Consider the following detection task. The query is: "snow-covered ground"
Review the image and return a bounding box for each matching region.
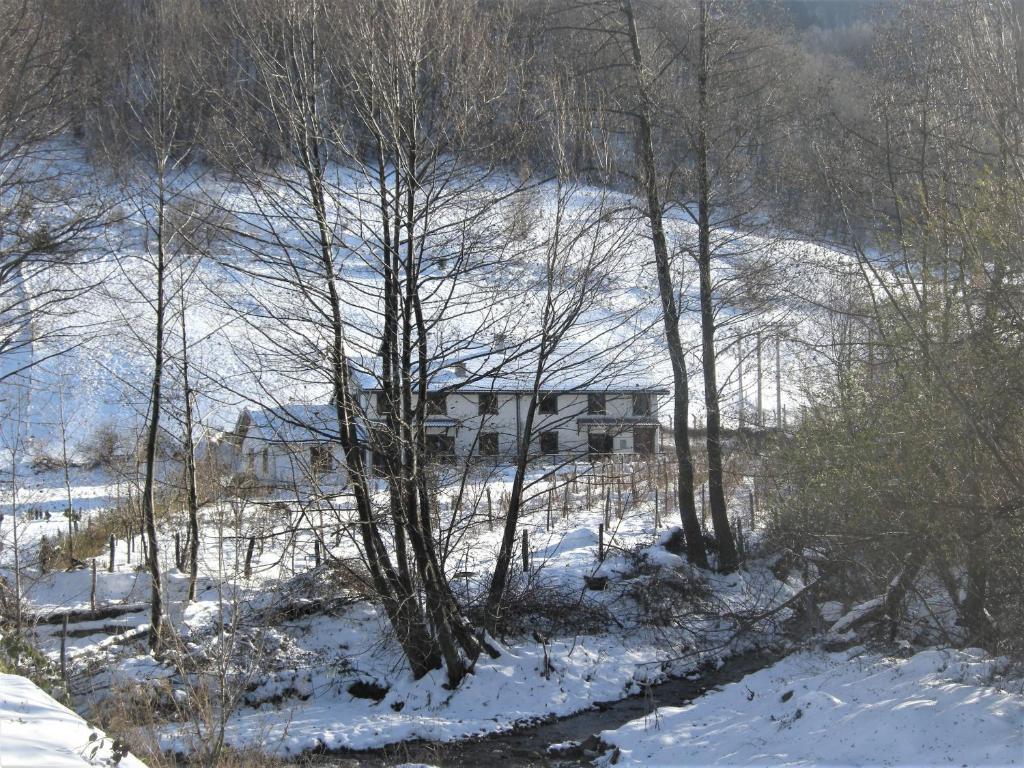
[598,646,1024,767]
[0,461,796,758]
[7,463,1021,764]
[0,672,148,767]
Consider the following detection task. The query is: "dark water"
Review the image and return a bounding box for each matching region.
[292,649,780,767]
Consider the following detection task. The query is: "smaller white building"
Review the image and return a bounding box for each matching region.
[233,404,350,488]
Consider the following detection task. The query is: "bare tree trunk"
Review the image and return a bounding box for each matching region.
[485,394,539,635]
[622,0,707,568]
[694,0,738,572]
[58,384,74,561]
[180,305,200,601]
[142,180,167,650]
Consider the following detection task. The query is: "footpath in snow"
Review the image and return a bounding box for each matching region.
[598,646,1024,767]
[0,673,148,768]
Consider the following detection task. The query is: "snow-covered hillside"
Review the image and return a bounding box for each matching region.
[5,156,851,462]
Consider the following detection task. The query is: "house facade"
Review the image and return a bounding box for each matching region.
[361,385,667,462]
[232,372,667,486]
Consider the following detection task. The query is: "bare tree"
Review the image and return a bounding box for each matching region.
[208,0,537,685]
[483,80,651,631]
[102,0,210,650]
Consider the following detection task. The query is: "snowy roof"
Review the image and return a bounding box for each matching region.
[353,354,669,395]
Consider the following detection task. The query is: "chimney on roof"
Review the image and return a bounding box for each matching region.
[453,361,468,378]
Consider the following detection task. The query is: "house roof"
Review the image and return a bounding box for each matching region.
[348,340,669,396]
[363,385,670,396]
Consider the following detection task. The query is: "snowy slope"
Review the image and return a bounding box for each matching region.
[0,672,148,767]
[5,157,852,461]
[597,646,1024,767]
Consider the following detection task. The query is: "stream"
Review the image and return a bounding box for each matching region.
[293,648,781,767]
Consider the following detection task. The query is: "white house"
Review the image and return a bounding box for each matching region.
[361,377,667,463]
[231,360,667,485]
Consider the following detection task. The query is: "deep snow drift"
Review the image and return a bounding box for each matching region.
[0,672,148,767]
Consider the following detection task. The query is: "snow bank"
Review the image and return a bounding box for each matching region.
[598,647,1023,767]
[0,673,148,767]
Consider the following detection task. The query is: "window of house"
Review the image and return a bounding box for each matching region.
[377,392,391,415]
[634,427,656,456]
[539,431,559,455]
[588,432,613,455]
[371,449,388,476]
[587,393,606,415]
[538,393,558,414]
[426,392,448,416]
[261,447,269,474]
[478,393,499,415]
[632,392,651,416]
[425,433,455,460]
[310,444,333,473]
[479,432,499,456]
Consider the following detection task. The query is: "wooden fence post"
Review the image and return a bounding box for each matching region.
[108,535,115,572]
[604,488,611,528]
[598,522,605,562]
[654,487,660,529]
[90,559,97,612]
[174,532,181,571]
[486,487,493,530]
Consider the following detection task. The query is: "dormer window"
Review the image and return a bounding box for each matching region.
[588,393,606,415]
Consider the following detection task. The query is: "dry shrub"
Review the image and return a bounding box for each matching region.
[478,575,616,639]
[618,545,712,627]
